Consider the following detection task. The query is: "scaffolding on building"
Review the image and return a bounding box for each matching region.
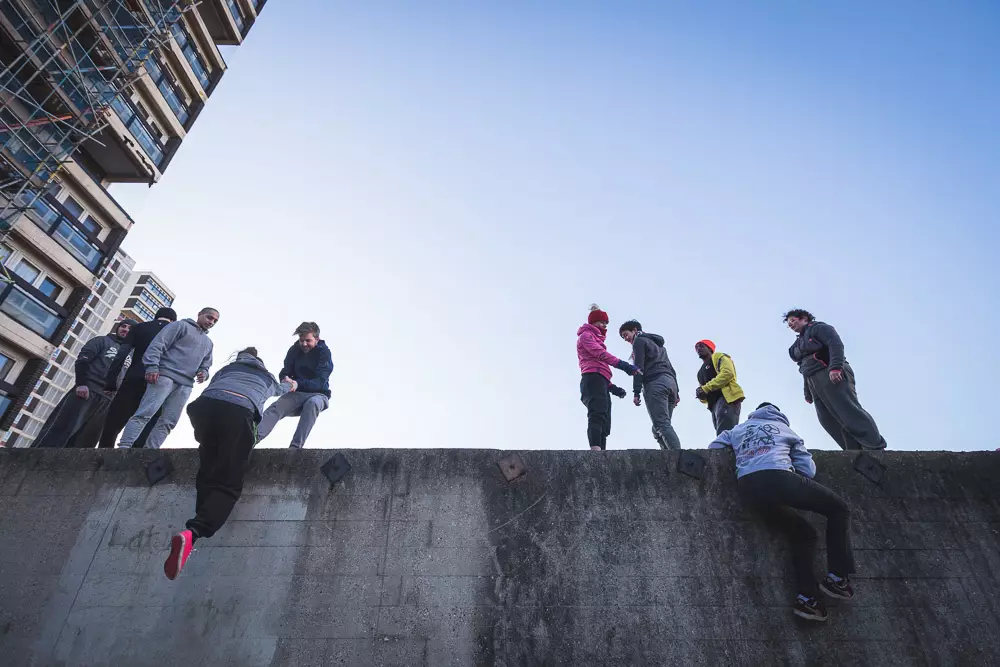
[0,0,194,284]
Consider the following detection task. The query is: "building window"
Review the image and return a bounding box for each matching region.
[0,288,61,338]
[0,352,12,380]
[82,216,101,235]
[14,259,41,284]
[62,196,85,220]
[111,259,120,272]
[39,278,62,300]
[0,243,12,264]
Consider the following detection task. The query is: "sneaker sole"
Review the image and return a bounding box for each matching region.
[794,608,828,622]
[820,582,854,600]
[164,533,187,580]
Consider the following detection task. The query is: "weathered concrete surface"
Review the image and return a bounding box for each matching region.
[1,448,999,667]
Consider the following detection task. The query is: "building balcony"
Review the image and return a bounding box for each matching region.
[169,18,225,98]
[199,0,250,46]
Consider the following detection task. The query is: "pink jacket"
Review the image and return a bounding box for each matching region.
[577,323,621,381]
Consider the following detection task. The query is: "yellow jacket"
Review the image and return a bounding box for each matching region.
[699,352,745,405]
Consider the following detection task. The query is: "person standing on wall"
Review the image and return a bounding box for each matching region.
[34,319,135,448]
[710,402,856,622]
[577,305,640,451]
[117,307,218,449]
[785,309,887,450]
[694,339,745,436]
[255,322,333,449]
[164,347,296,580]
[618,319,682,450]
[98,307,177,449]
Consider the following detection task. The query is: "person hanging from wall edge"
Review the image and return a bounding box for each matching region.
[710,402,856,622]
[694,339,745,436]
[577,304,640,451]
[98,307,178,449]
[33,319,136,448]
[117,307,217,449]
[254,321,333,449]
[784,308,887,451]
[618,319,682,450]
[164,347,296,580]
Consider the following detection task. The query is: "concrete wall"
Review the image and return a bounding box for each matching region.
[1,448,999,667]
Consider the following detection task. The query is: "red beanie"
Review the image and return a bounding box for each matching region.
[697,339,716,353]
[588,304,609,325]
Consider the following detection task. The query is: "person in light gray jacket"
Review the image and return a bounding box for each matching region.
[164,347,294,580]
[710,403,855,623]
[118,307,218,449]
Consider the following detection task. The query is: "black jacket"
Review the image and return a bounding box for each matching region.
[279,340,334,398]
[630,332,677,396]
[788,321,846,377]
[104,319,173,389]
[76,333,128,390]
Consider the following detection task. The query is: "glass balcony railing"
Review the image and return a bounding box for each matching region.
[0,394,12,423]
[171,23,213,89]
[225,0,246,33]
[142,58,190,125]
[16,192,104,271]
[0,286,62,339]
[108,95,164,165]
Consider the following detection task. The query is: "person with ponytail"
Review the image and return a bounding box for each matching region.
[577,304,640,451]
[163,347,295,581]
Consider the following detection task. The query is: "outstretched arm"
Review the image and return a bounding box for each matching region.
[789,438,817,478]
[709,429,734,450]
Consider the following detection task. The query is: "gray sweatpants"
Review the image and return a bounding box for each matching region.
[118,376,192,449]
[807,363,886,451]
[643,375,682,450]
[256,392,329,448]
[711,398,742,436]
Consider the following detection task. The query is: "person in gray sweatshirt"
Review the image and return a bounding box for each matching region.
[163,347,295,580]
[710,403,855,622]
[618,320,682,450]
[118,307,218,449]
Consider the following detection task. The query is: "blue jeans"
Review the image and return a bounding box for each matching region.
[118,376,192,449]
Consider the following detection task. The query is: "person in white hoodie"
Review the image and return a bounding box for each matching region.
[710,402,855,622]
[117,307,218,449]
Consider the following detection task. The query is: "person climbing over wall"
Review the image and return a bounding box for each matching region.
[164,347,296,580]
[34,319,135,448]
[99,307,178,449]
[254,321,333,449]
[694,339,745,436]
[117,307,217,449]
[577,304,640,451]
[710,402,855,622]
[784,309,887,450]
[618,319,682,450]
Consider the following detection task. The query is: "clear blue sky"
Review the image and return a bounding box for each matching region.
[112,0,1000,451]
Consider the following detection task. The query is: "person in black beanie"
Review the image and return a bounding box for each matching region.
[98,307,178,449]
[35,318,135,448]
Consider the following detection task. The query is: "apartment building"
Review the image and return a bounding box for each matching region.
[0,0,266,439]
[120,270,175,323]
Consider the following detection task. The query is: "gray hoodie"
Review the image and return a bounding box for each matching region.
[142,318,214,387]
[201,352,292,418]
[631,332,677,396]
[709,405,816,479]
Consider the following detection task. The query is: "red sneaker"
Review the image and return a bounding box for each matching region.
[164,530,194,580]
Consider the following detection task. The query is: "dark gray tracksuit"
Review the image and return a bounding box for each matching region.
[632,332,682,450]
[789,321,886,451]
[35,332,127,448]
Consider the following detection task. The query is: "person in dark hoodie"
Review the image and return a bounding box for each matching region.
[619,320,682,450]
[710,402,855,622]
[784,309,886,451]
[117,307,217,449]
[34,319,135,448]
[98,307,178,449]
[577,305,640,451]
[255,322,333,449]
[163,347,295,580]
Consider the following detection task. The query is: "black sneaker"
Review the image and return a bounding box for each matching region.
[820,575,854,600]
[794,596,828,622]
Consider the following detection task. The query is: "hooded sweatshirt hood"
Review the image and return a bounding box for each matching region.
[201,351,291,418]
[709,404,816,479]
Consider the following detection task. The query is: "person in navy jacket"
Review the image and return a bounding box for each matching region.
[255,321,333,448]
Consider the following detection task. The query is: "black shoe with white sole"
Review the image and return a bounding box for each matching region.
[820,575,854,600]
[794,596,828,622]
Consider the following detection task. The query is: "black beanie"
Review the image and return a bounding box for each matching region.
[155,307,177,322]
